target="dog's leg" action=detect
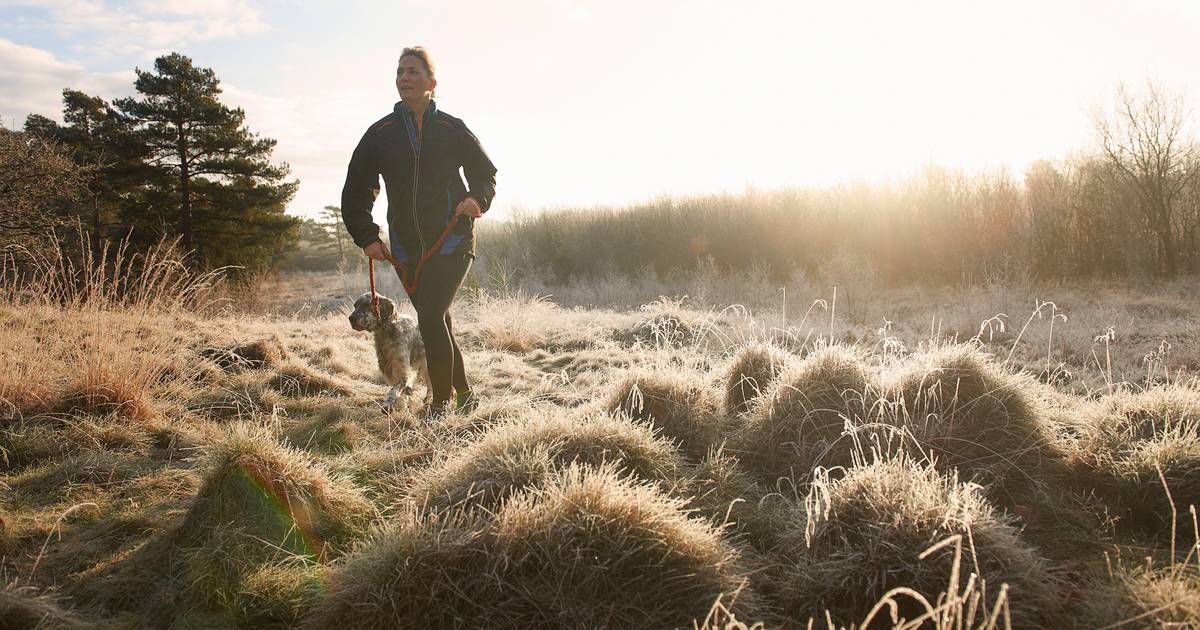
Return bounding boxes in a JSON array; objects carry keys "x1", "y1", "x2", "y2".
[
  {"x1": 382, "y1": 382, "x2": 405, "y2": 412},
  {"x1": 398, "y1": 364, "x2": 414, "y2": 399}
]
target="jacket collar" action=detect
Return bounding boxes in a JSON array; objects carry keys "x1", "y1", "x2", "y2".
[{"x1": 394, "y1": 99, "x2": 437, "y2": 123}]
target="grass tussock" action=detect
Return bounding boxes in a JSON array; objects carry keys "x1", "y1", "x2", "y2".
[
  {"x1": 405, "y1": 409, "x2": 680, "y2": 513},
  {"x1": 1069, "y1": 385, "x2": 1200, "y2": 534},
  {"x1": 885, "y1": 344, "x2": 1058, "y2": 494},
  {"x1": 724, "y1": 343, "x2": 792, "y2": 416},
  {"x1": 1, "y1": 412, "x2": 153, "y2": 472},
  {"x1": 604, "y1": 367, "x2": 723, "y2": 459},
  {"x1": 0, "y1": 309, "x2": 185, "y2": 422},
  {"x1": 469, "y1": 289, "x2": 560, "y2": 353},
  {"x1": 1089, "y1": 562, "x2": 1200, "y2": 628},
  {"x1": 780, "y1": 455, "x2": 1063, "y2": 628},
  {"x1": 201, "y1": 336, "x2": 290, "y2": 372},
  {"x1": 235, "y1": 563, "x2": 328, "y2": 629},
  {"x1": 267, "y1": 362, "x2": 354, "y2": 398},
  {"x1": 0, "y1": 582, "x2": 100, "y2": 630},
  {"x1": 731, "y1": 344, "x2": 879, "y2": 481},
  {"x1": 312, "y1": 464, "x2": 764, "y2": 629},
  {"x1": 169, "y1": 422, "x2": 372, "y2": 622},
  {"x1": 6, "y1": 450, "x2": 154, "y2": 507},
  {"x1": 687, "y1": 447, "x2": 790, "y2": 553},
  {"x1": 284, "y1": 404, "x2": 365, "y2": 455},
  {"x1": 622, "y1": 296, "x2": 704, "y2": 347}
]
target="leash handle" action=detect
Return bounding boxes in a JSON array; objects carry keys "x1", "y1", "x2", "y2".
[
  {"x1": 368, "y1": 213, "x2": 462, "y2": 297},
  {"x1": 369, "y1": 257, "x2": 380, "y2": 319}
]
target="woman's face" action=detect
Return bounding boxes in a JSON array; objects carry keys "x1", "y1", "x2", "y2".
[{"x1": 396, "y1": 56, "x2": 435, "y2": 103}]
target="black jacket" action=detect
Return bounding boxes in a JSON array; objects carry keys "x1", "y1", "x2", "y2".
[{"x1": 341, "y1": 100, "x2": 497, "y2": 262}]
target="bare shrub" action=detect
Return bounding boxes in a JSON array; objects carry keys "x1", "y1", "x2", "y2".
[{"x1": 0, "y1": 128, "x2": 85, "y2": 248}]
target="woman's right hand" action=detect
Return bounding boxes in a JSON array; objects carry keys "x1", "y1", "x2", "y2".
[{"x1": 363, "y1": 240, "x2": 388, "y2": 261}]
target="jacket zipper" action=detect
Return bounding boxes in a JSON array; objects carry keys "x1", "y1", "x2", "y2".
[{"x1": 403, "y1": 110, "x2": 427, "y2": 255}]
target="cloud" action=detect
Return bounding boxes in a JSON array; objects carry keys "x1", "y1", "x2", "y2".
[
  {"x1": 0, "y1": 36, "x2": 134, "y2": 126},
  {"x1": 0, "y1": 0, "x2": 268, "y2": 56},
  {"x1": 0, "y1": 33, "x2": 366, "y2": 218}
]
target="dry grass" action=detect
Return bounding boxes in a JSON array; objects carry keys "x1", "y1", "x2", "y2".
[
  {"x1": 468, "y1": 288, "x2": 562, "y2": 353},
  {"x1": 731, "y1": 344, "x2": 881, "y2": 482},
  {"x1": 92, "y1": 421, "x2": 372, "y2": 626},
  {"x1": 883, "y1": 344, "x2": 1063, "y2": 500},
  {"x1": 404, "y1": 408, "x2": 681, "y2": 514},
  {"x1": 4, "y1": 241, "x2": 1200, "y2": 628},
  {"x1": 1089, "y1": 562, "x2": 1200, "y2": 628},
  {"x1": 200, "y1": 336, "x2": 291, "y2": 372},
  {"x1": 724, "y1": 342, "x2": 793, "y2": 416},
  {"x1": 621, "y1": 295, "x2": 712, "y2": 347},
  {"x1": 0, "y1": 582, "x2": 101, "y2": 630},
  {"x1": 1069, "y1": 385, "x2": 1200, "y2": 534},
  {"x1": 0, "y1": 308, "x2": 194, "y2": 422},
  {"x1": 605, "y1": 366, "x2": 724, "y2": 459},
  {"x1": 780, "y1": 455, "x2": 1064, "y2": 628},
  {"x1": 312, "y1": 464, "x2": 765, "y2": 629}
]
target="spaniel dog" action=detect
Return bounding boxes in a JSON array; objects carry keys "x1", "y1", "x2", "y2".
[{"x1": 348, "y1": 292, "x2": 429, "y2": 411}]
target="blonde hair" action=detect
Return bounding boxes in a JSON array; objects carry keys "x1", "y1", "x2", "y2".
[{"x1": 399, "y1": 46, "x2": 436, "y2": 88}]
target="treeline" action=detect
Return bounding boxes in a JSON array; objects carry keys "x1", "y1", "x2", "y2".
[
  {"x1": 481, "y1": 83, "x2": 1200, "y2": 285},
  {"x1": 3, "y1": 53, "x2": 297, "y2": 272}
]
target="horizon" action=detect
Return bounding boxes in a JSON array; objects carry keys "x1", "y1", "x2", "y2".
[{"x1": 3, "y1": 0, "x2": 1199, "y2": 224}]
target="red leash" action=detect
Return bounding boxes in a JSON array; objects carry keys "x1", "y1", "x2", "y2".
[{"x1": 369, "y1": 214, "x2": 462, "y2": 318}]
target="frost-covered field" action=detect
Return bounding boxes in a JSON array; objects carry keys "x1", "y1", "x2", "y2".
[{"x1": 2, "y1": 263, "x2": 1199, "y2": 628}]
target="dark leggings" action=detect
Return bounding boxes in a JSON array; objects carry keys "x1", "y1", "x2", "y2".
[{"x1": 402, "y1": 252, "x2": 472, "y2": 406}]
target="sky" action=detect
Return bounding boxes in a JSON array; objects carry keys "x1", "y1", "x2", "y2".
[{"x1": 3, "y1": 0, "x2": 1200, "y2": 224}]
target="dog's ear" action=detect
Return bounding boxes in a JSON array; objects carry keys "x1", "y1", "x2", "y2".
[{"x1": 378, "y1": 296, "x2": 395, "y2": 320}]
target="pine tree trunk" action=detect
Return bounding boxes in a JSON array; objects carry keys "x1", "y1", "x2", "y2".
[
  {"x1": 92, "y1": 193, "x2": 101, "y2": 254},
  {"x1": 179, "y1": 134, "x2": 192, "y2": 254}
]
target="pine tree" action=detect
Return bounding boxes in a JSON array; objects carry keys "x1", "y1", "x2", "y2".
[
  {"x1": 24, "y1": 89, "x2": 147, "y2": 249},
  {"x1": 114, "y1": 52, "x2": 297, "y2": 268},
  {"x1": 319, "y1": 205, "x2": 347, "y2": 267}
]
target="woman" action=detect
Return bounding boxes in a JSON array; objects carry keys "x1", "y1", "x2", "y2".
[{"x1": 341, "y1": 46, "x2": 497, "y2": 420}]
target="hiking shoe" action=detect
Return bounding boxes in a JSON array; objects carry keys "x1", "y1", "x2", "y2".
[
  {"x1": 455, "y1": 390, "x2": 479, "y2": 415},
  {"x1": 422, "y1": 400, "x2": 453, "y2": 423}
]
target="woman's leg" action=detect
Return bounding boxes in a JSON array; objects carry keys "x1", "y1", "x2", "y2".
[
  {"x1": 404, "y1": 252, "x2": 472, "y2": 408},
  {"x1": 444, "y1": 313, "x2": 471, "y2": 393}
]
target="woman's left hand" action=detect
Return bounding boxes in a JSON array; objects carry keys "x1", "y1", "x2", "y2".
[{"x1": 454, "y1": 197, "x2": 483, "y2": 218}]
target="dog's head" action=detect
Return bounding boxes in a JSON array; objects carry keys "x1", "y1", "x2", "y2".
[{"x1": 349, "y1": 292, "x2": 396, "y2": 331}]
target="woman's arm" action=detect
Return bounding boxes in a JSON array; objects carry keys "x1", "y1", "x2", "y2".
[
  {"x1": 458, "y1": 124, "x2": 497, "y2": 213},
  {"x1": 341, "y1": 130, "x2": 383, "y2": 247}
]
